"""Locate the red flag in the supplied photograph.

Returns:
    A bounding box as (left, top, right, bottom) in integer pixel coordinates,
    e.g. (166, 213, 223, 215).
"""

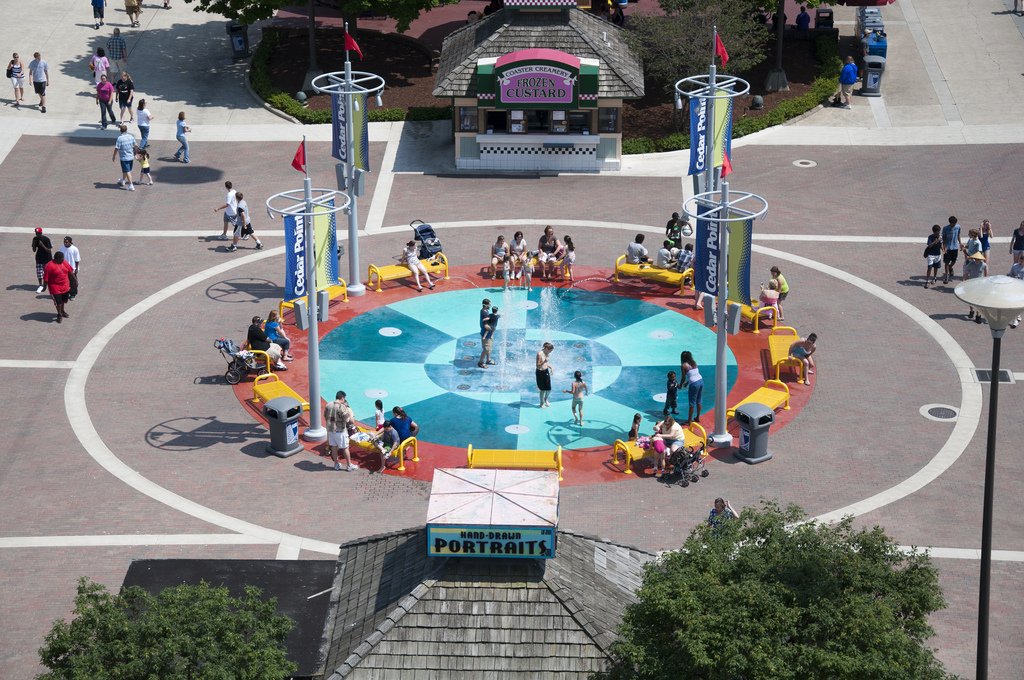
(291, 140, 306, 174)
(721, 150, 733, 177)
(344, 32, 363, 60)
(715, 34, 729, 67)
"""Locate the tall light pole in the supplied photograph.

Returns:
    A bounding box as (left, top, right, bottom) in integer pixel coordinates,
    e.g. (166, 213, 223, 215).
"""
(266, 184, 351, 441)
(953, 275, 1024, 680)
(311, 25, 385, 297)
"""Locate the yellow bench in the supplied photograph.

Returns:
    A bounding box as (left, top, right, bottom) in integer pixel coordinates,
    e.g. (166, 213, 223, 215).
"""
(279, 282, 349, 321)
(252, 373, 310, 410)
(368, 253, 450, 292)
(613, 255, 691, 295)
(726, 379, 790, 418)
(611, 422, 707, 474)
(767, 326, 806, 382)
(351, 422, 419, 472)
(730, 300, 777, 334)
(466, 444, 564, 481)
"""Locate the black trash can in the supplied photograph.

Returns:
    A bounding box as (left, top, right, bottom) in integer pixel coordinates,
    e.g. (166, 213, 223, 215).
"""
(861, 55, 886, 97)
(734, 403, 774, 464)
(264, 396, 304, 457)
(226, 22, 250, 59)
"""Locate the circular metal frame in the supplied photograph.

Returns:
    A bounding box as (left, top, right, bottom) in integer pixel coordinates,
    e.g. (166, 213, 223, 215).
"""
(682, 189, 769, 224)
(674, 74, 751, 101)
(311, 71, 386, 97)
(265, 188, 351, 219)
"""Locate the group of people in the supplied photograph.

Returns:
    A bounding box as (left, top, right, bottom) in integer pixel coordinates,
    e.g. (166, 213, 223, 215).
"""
(486, 226, 577, 287)
(324, 393, 420, 473)
(91, 0, 170, 30)
(246, 313, 294, 371)
(6, 51, 49, 112)
(32, 228, 83, 324)
(213, 180, 263, 251)
(925, 216, 1024, 327)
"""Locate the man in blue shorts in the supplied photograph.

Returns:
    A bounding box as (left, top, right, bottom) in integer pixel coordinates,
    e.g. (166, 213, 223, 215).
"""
(940, 215, 963, 284)
(111, 124, 137, 191)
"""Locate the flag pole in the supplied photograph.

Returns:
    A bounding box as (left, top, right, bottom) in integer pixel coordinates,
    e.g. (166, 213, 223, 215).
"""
(341, 21, 364, 296)
(301, 134, 326, 439)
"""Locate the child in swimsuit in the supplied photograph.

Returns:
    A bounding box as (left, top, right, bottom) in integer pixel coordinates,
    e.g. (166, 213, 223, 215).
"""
(564, 370, 589, 425)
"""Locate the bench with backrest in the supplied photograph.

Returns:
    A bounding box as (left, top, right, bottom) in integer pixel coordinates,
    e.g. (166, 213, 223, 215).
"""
(611, 421, 707, 474)
(368, 253, 449, 292)
(466, 444, 564, 481)
(726, 379, 790, 419)
(613, 255, 691, 295)
(252, 373, 309, 410)
(279, 282, 348, 322)
(729, 300, 777, 334)
(767, 325, 806, 382)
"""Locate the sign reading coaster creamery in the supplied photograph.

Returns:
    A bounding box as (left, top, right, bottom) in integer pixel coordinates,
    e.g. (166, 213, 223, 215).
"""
(479, 48, 598, 109)
(427, 525, 556, 559)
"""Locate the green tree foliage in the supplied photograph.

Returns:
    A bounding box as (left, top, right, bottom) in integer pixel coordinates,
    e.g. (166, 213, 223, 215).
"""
(183, 0, 443, 33)
(604, 502, 956, 680)
(38, 578, 296, 680)
(625, 0, 770, 93)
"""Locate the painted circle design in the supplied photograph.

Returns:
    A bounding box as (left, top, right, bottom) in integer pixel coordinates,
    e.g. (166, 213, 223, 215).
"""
(318, 288, 737, 451)
(379, 327, 402, 337)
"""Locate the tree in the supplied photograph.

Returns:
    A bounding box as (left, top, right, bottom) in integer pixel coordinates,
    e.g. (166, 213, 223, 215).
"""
(38, 578, 296, 679)
(603, 502, 956, 680)
(625, 0, 770, 94)
(182, 0, 443, 33)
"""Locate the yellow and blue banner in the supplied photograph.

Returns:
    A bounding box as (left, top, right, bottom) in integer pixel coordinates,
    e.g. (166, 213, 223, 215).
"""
(331, 93, 370, 172)
(283, 200, 339, 300)
(728, 216, 753, 306)
(693, 211, 753, 306)
(688, 90, 733, 177)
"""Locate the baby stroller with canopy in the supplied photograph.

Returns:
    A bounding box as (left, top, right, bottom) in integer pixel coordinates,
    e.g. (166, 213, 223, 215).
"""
(410, 219, 443, 261)
(215, 337, 271, 385)
(666, 440, 709, 487)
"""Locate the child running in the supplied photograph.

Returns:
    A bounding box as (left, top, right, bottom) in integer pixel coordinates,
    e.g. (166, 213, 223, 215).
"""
(563, 370, 589, 425)
(135, 147, 153, 185)
(663, 370, 678, 416)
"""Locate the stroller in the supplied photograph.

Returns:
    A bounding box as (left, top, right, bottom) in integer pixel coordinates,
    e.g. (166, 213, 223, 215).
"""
(665, 441, 709, 487)
(410, 219, 443, 261)
(215, 338, 270, 385)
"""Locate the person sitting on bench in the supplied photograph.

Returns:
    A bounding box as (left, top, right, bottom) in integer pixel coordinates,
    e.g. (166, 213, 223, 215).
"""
(247, 315, 287, 370)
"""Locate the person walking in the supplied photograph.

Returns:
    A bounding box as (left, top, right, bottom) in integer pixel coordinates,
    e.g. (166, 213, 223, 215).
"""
(941, 215, 963, 284)
(536, 342, 555, 408)
(135, 99, 152, 148)
(95, 74, 116, 129)
(173, 111, 190, 163)
(478, 300, 498, 368)
(135, 147, 153, 185)
(1008, 254, 1024, 329)
(8, 53, 25, 108)
(106, 28, 128, 73)
(1010, 220, 1024, 261)
(115, 70, 134, 123)
(213, 181, 237, 240)
(963, 252, 989, 324)
(28, 52, 48, 113)
(833, 56, 858, 109)
(228, 192, 263, 251)
(32, 227, 53, 293)
(111, 124, 136, 190)
(59, 236, 82, 301)
(91, 0, 108, 30)
(923, 224, 942, 288)
(979, 219, 994, 262)
(89, 48, 109, 86)
(43, 252, 75, 323)
(325, 391, 358, 471)
(563, 370, 589, 426)
(124, 0, 141, 27)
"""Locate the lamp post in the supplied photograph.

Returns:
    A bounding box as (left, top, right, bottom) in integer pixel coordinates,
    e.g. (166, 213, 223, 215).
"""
(266, 185, 351, 441)
(311, 27, 385, 297)
(953, 275, 1024, 680)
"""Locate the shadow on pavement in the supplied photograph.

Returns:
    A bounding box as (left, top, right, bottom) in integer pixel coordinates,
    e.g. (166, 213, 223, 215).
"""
(20, 311, 58, 323)
(392, 121, 456, 174)
(145, 415, 265, 451)
(205, 277, 283, 305)
(152, 164, 224, 184)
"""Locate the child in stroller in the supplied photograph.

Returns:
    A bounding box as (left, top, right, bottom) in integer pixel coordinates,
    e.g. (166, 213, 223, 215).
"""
(665, 440, 709, 487)
(410, 219, 443, 261)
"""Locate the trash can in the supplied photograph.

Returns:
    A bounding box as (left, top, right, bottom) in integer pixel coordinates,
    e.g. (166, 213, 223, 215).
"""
(814, 7, 833, 28)
(733, 402, 774, 464)
(863, 31, 888, 59)
(264, 396, 304, 457)
(225, 22, 250, 59)
(861, 55, 886, 97)
(856, 8, 884, 37)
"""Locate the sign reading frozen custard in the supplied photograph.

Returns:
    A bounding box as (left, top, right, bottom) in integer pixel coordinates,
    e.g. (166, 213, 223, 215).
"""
(494, 48, 580, 109)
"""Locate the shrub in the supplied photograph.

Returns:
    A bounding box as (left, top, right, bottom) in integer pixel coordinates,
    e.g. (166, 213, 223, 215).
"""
(368, 108, 407, 122)
(407, 106, 453, 121)
(621, 137, 657, 155)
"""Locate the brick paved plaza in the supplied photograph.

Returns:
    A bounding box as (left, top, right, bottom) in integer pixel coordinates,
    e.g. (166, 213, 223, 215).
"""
(2, 1, 1024, 678)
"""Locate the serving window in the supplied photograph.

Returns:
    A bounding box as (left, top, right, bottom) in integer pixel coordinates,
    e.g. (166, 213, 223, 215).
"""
(459, 106, 479, 132)
(568, 111, 592, 134)
(486, 110, 509, 133)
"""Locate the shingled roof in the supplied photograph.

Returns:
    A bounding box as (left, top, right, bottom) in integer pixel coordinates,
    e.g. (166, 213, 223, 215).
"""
(316, 528, 657, 679)
(433, 9, 644, 100)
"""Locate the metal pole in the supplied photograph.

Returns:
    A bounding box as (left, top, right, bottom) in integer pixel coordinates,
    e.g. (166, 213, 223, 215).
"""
(976, 330, 1002, 680)
(711, 181, 732, 446)
(704, 27, 717, 196)
(302, 175, 327, 440)
(343, 26, 365, 296)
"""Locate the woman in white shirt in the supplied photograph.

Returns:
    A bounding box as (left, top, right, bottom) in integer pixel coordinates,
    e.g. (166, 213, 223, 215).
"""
(402, 240, 435, 291)
(136, 99, 153, 149)
(90, 48, 109, 85)
(510, 231, 529, 279)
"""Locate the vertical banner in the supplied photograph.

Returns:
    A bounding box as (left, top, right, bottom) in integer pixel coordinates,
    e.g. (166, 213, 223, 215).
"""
(331, 93, 347, 163)
(351, 93, 370, 172)
(687, 89, 734, 177)
(693, 205, 720, 298)
(712, 96, 733, 171)
(282, 200, 339, 301)
(727, 216, 753, 306)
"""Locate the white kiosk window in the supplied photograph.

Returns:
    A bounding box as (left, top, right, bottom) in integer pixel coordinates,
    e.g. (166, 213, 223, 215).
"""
(509, 110, 526, 134)
(568, 111, 591, 134)
(459, 107, 479, 132)
(551, 110, 568, 134)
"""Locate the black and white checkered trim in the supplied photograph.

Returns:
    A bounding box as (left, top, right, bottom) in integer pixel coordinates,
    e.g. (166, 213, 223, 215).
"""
(480, 145, 596, 156)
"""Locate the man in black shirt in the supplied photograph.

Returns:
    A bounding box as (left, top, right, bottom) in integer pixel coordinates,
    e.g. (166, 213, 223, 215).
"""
(32, 227, 52, 293)
(247, 316, 286, 370)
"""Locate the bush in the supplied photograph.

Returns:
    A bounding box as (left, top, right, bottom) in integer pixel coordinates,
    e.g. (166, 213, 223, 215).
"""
(624, 33, 840, 153)
(368, 108, 407, 122)
(407, 106, 453, 121)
